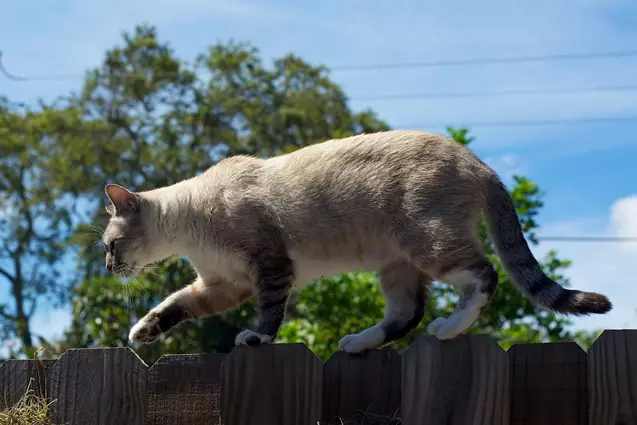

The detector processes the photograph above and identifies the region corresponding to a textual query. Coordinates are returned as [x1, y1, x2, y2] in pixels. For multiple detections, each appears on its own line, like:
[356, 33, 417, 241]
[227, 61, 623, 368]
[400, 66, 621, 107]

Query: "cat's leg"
[338, 262, 430, 354]
[427, 258, 498, 340]
[234, 253, 295, 346]
[129, 277, 252, 344]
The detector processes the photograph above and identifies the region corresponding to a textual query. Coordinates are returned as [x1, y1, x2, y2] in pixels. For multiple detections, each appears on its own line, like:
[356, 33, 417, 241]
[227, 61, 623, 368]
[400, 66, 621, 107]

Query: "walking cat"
[101, 130, 611, 353]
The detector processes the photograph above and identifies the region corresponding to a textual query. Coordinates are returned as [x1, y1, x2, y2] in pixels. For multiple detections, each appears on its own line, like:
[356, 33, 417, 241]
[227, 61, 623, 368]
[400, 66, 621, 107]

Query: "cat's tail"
[483, 173, 611, 315]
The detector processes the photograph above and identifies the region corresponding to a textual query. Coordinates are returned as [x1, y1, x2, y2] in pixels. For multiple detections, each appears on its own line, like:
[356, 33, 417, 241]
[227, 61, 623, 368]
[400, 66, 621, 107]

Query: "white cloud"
[531, 194, 637, 332]
[611, 196, 637, 240]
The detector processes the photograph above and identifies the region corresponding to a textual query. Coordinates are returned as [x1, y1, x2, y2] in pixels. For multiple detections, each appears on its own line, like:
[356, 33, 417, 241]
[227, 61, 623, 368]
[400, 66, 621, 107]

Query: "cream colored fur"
[101, 130, 611, 353]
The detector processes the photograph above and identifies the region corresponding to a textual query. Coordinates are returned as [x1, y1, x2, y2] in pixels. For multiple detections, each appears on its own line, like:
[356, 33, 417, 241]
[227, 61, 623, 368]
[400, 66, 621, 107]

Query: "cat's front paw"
[234, 330, 274, 346]
[129, 313, 162, 344]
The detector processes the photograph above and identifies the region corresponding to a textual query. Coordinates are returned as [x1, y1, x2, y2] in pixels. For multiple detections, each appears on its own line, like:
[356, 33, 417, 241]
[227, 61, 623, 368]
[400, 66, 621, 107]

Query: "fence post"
[146, 353, 225, 425]
[322, 348, 401, 424]
[220, 343, 323, 425]
[401, 334, 509, 425]
[508, 341, 587, 425]
[589, 329, 637, 425]
[48, 348, 148, 425]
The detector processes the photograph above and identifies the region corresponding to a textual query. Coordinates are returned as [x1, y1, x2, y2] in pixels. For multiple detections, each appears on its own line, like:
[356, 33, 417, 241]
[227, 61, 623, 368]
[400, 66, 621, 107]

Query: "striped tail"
[483, 174, 611, 315]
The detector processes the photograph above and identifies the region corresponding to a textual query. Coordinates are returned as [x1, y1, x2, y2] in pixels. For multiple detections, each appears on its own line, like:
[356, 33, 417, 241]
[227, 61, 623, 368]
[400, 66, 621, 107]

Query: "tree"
[56, 24, 389, 363]
[0, 99, 105, 356]
[278, 127, 598, 360]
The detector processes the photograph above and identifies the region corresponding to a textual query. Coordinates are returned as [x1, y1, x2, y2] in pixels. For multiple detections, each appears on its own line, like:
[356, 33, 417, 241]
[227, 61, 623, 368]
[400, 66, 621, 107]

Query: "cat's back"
[265, 129, 486, 187]
[280, 130, 457, 162]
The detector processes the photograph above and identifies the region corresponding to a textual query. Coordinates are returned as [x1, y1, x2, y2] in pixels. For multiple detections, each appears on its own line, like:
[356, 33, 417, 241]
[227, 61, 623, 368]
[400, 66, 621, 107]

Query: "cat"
[100, 130, 611, 353]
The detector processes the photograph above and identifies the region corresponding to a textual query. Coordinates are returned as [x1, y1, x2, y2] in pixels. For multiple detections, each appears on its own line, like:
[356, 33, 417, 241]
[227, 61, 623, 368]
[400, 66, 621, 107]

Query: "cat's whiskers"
[130, 275, 152, 298]
[118, 276, 135, 321]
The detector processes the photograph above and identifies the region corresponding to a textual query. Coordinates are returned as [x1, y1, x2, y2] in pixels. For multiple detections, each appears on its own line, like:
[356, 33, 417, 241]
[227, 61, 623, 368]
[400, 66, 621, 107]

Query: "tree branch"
[15, 165, 34, 252]
[0, 305, 16, 321]
[0, 264, 14, 285]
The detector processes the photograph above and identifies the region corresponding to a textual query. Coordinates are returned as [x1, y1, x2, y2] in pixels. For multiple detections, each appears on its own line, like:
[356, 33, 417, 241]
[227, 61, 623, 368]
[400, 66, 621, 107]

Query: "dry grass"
[0, 348, 59, 425]
[0, 380, 57, 425]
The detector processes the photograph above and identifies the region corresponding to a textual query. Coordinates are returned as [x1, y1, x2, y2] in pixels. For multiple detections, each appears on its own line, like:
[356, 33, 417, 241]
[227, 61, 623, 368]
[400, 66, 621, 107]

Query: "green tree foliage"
[0, 100, 100, 355]
[0, 24, 598, 361]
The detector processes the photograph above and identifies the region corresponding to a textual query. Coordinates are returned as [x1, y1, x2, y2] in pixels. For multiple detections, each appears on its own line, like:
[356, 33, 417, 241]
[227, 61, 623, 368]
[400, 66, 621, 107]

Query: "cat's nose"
[106, 258, 113, 271]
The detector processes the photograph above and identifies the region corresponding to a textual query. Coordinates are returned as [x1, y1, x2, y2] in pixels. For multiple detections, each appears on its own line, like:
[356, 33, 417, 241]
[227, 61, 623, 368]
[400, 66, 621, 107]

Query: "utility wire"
[349, 84, 637, 101]
[331, 50, 637, 71]
[400, 115, 637, 129]
[537, 236, 637, 242]
[3, 49, 637, 81]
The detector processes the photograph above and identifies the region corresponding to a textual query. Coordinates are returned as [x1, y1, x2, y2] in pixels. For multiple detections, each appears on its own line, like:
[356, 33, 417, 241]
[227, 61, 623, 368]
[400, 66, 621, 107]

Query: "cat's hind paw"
[338, 326, 385, 354]
[235, 329, 274, 346]
[427, 316, 463, 340]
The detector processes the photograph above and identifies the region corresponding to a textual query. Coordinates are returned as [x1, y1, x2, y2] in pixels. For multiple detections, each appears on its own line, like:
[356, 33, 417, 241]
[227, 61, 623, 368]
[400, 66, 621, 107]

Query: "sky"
[1, 0, 636, 351]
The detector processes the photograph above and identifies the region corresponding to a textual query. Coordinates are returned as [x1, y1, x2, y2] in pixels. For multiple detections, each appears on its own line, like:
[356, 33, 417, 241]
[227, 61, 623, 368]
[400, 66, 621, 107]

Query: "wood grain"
[509, 342, 587, 425]
[48, 347, 148, 425]
[401, 334, 509, 425]
[588, 329, 637, 425]
[0, 359, 55, 409]
[220, 343, 323, 425]
[146, 353, 225, 425]
[322, 348, 401, 424]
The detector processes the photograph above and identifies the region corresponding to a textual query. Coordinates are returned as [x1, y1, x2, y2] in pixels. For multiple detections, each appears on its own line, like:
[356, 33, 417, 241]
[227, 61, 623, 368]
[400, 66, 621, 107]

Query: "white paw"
[234, 330, 274, 346]
[427, 317, 463, 340]
[129, 314, 161, 344]
[338, 327, 385, 354]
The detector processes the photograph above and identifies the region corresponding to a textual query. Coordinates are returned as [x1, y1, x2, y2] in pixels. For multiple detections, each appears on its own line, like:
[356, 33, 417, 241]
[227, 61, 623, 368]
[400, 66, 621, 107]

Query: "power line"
[3, 49, 637, 82]
[400, 115, 637, 129]
[331, 50, 637, 71]
[537, 236, 637, 242]
[349, 84, 637, 101]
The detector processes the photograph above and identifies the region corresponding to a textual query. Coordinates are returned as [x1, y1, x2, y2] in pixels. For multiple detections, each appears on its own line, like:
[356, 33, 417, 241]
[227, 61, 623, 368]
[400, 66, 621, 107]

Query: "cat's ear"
[105, 184, 139, 215]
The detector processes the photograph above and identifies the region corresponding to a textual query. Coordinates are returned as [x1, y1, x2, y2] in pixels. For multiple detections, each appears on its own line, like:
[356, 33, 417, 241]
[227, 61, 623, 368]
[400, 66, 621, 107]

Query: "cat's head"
[101, 184, 154, 278]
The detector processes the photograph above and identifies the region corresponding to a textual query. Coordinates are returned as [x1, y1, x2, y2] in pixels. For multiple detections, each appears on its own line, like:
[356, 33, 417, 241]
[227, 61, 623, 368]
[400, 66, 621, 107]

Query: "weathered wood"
[221, 343, 323, 425]
[322, 348, 401, 424]
[147, 353, 225, 425]
[48, 347, 148, 425]
[401, 334, 509, 425]
[509, 342, 587, 425]
[589, 329, 637, 425]
[0, 359, 56, 409]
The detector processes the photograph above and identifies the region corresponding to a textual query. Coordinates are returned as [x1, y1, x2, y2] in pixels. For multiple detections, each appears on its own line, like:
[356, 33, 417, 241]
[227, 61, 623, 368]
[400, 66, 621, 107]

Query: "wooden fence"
[1, 329, 636, 425]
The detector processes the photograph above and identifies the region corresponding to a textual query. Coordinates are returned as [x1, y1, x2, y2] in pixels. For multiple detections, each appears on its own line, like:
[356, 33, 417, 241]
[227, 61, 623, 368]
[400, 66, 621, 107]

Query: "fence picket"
[146, 353, 225, 425]
[401, 334, 509, 425]
[509, 342, 587, 425]
[48, 347, 148, 425]
[220, 343, 323, 425]
[0, 359, 55, 409]
[322, 348, 401, 424]
[589, 329, 637, 425]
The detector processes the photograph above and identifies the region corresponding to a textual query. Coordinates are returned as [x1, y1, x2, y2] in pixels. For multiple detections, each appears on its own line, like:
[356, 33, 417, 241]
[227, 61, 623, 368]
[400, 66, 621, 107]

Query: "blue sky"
[1, 0, 636, 351]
